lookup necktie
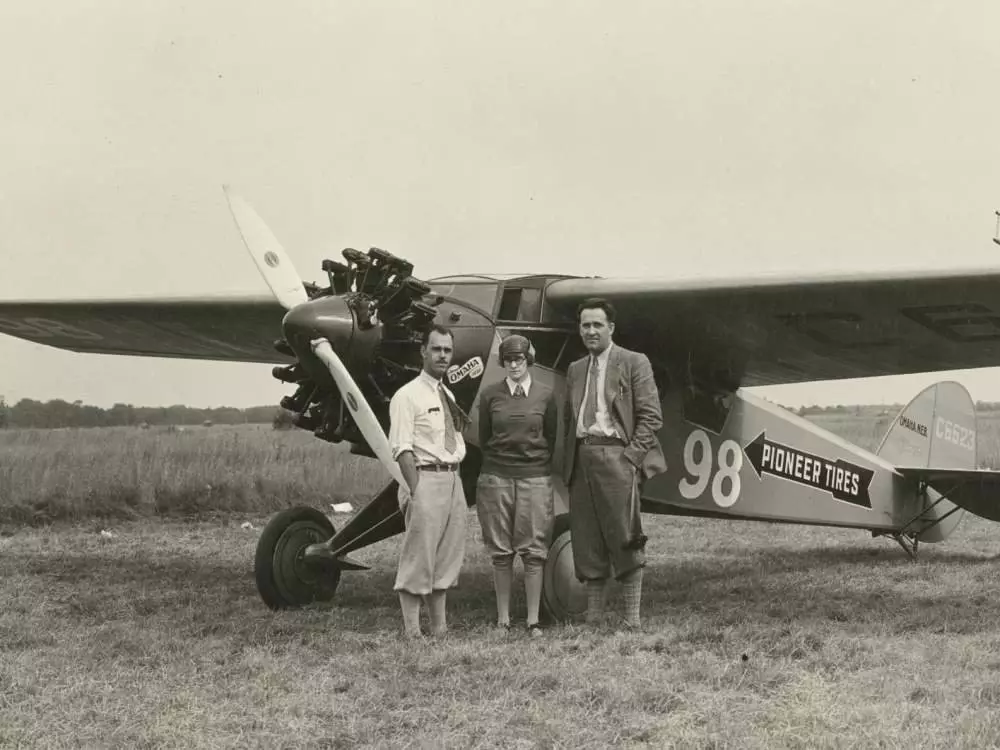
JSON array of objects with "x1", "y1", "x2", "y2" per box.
[
  {"x1": 514, "y1": 384, "x2": 525, "y2": 399},
  {"x1": 439, "y1": 385, "x2": 457, "y2": 453},
  {"x1": 582, "y1": 356, "x2": 600, "y2": 428}
]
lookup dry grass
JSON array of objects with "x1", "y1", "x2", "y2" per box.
[
  {"x1": 4, "y1": 513, "x2": 1000, "y2": 748},
  {"x1": 0, "y1": 425, "x2": 383, "y2": 526},
  {"x1": 3, "y1": 408, "x2": 1000, "y2": 527},
  {"x1": 5, "y1": 414, "x2": 1000, "y2": 746}
]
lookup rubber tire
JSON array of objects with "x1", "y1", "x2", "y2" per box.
[
  {"x1": 540, "y1": 513, "x2": 588, "y2": 623},
  {"x1": 255, "y1": 506, "x2": 341, "y2": 610}
]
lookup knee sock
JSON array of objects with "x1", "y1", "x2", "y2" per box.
[
  {"x1": 398, "y1": 592, "x2": 422, "y2": 637},
  {"x1": 523, "y1": 558, "x2": 543, "y2": 626},
  {"x1": 586, "y1": 578, "x2": 608, "y2": 623},
  {"x1": 426, "y1": 589, "x2": 448, "y2": 635},
  {"x1": 620, "y1": 568, "x2": 643, "y2": 627},
  {"x1": 492, "y1": 558, "x2": 514, "y2": 626}
]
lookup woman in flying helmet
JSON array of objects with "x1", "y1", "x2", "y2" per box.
[{"x1": 476, "y1": 333, "x2": 558, "y2": 636}]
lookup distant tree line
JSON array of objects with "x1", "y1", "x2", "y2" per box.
[
  {"x1": 1, "y1": 395, "x2": 995, "y2": 431},
  {"x1": 0, "y1": 396, "x2": 284, "y2": 429}
]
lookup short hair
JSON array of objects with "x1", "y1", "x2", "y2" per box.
[
  {"x1": 576, "y1": 297, "x2": 616, "y2": 323},
  {"x1": 421, "y1": 324, "x2": 454, "y2": 347}
]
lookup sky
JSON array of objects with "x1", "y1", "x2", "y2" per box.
[{"x1": 2, "y1": 1, "x2": 1000, "y2": 409}]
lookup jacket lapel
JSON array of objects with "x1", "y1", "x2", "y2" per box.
[
  {"x1": 570, "y1": 358, "x2": 586, "y2": 419},
  {"x1": 605, "y1": 345, "x2": 622, "y2": 409}
]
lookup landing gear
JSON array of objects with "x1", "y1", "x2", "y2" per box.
[
  {"x1": 255, "y1": 506, "x2": 342, "y2": 610},
  {"x1": 540, "y1": 514, "x2": 588, "y2": 623},
  {"x1": 892, "y1": 531, "x2": 919, "y2": 559}
]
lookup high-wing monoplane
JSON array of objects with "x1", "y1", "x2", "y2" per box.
[{"x1": 5, "y1": 188, "x2": 1000, "y2": 621}]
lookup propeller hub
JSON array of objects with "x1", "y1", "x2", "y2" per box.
[
  {"x1": 282, "y1": 296, "x2": 355, "y2": 363},
  {"x1": 282, "y1": 294, "x2": 385, "y2": 386}
]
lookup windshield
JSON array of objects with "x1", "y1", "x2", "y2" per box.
[{"x1": 428, "y1": 281, "x2": 498, "y2": 315}]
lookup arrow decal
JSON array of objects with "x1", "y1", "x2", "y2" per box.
[{"x1": 742, "y1": 431, "x2": 875, "y2": 509}]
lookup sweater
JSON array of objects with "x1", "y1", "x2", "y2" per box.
[{"x1": 478, "y1": 379, "x2": 558, "y2": 478}]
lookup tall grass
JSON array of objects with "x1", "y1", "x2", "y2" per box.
[
  {"x1": 0, "y1": 425, "x2": 383, "y2": 525},
  {"x1": 4, "y1": 408, "x2": 1000, "y2": 526}
]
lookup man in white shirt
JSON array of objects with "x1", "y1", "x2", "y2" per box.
[{"x1": 388, "y1": 324, "x2": 469, "y2": 638}]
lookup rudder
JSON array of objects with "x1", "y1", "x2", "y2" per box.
[{"x1": 876, "y1": 380, "x2": 977, "y2": 542}]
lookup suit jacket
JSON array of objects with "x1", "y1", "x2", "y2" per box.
[{"x1": 562, "y1": 343, "x2": 668, "y2": 486}]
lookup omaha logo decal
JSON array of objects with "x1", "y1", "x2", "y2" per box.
[
  {"x1": 742, "y1": 432, "x2": 875, "y2": 509},
  {"x1": 446, "y1": 356, "x2": 484, "y2": 385}
]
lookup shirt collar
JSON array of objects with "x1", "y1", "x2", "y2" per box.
[
  {"x1": 506, "y1": 375, "x2": 531, "y2": 395},
  {"x1": 591, "y1": 343, "x2": 614, "y2": 367},
  {"x1": 419, "y1": 370, "x2": 445, "y2": 390}
]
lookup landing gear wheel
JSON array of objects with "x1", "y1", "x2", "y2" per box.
[
  {"x1": 541, "y1": 513, "x2": 588, "y2": 623},
  {"x1": 255, "y1": 506, "x2": 342, "y2": 610}
]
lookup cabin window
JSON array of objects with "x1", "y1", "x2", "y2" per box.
[
  {"x1": 555, "y1": 334, "x2": 588, "y2": 372},
  {"x1": 527, "y1": 331, "x2": 565, "y2": 368},
  {"x1": 498, "y1": 287, "x2": 542, "y2": 322}
]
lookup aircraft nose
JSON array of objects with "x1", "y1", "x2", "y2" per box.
[{"x1": 281, "y1": 295, "x2": 355, "y2": 362}]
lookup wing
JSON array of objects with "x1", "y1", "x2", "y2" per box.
[
  {"x1": 544, "y1": 266, "x2": 1000, "y2": 387},
  {"x1": 896, "y1": 467, "x2": 1000, "y2": 522},
  {"x1": 0, "y1": 293, "x2": 289, "y2": 363}
]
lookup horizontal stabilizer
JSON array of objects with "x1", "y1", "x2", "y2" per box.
[{"x1": 897, "y1": 467, "x2": 1000, "y2": 522}]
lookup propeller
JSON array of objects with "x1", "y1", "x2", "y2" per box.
[
  {"x1": 311, "y1": 338, "x2": 405, "y2": 486},
  {"x1": 223, "y1": 185, "x2": 309, "y2": 310},
  {"x1": 223, "y1": 185, "x2": 405, "y2": 487}
]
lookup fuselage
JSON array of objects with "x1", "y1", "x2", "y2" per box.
[{"x1": 281, "y1": 272, "x2": 965, "y2": 540}]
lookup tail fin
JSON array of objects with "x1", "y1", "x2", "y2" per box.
[{"x1": 877, "y1": 381, "x2": 976, "y2": 542}]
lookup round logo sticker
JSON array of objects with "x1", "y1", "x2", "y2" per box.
[{"x1": 264, "y1": 251, "x2": 280, "y2": 268}]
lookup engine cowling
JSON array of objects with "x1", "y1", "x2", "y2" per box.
[{"x1": 271, "y1": 247, "x2": 439, "y2": 447}]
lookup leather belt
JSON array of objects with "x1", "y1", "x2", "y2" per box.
[
  {"x1": 416, "y1": 463, "x2": 459, "y2": 472},
  {"x1": 579, "y1": 435, "x2": 625, "y2": 446}
]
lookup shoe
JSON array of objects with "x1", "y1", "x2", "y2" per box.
[{"x1": 527, "y1": 623, "x2": 543, "y2": 638}]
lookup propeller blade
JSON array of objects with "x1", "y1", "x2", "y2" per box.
[
  {"x1": 310, "y1": 338, "x2": 405, "y2": 487},
  {"x1": 223, "y1": 185, "x2": 309, "y2": 310}
]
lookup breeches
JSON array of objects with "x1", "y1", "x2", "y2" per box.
[
  {"x1": 569, "y1": 444, "x2": 645, "y2": 581},
  {"x1": 393, "y1": 471, "x2": 467, "y2": 595},
  {"x1": 476, "y1": 473, "x2": 554, "y2": 565}
]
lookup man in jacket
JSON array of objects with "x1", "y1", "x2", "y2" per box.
[{"x1": 562, "y1": 298, "x2": 666, "y2": 628}]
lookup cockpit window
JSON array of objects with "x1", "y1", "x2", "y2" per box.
[
  {"x1": 498, "y1": 287, "x2": 543, "y2": 322},
  {"x1": 427, "y1": 282, "x2": 499, "y2": 315}
]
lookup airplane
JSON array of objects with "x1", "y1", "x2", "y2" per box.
[{"x1": 4, "y1": 186, "x2": 1000, "y2": 623}]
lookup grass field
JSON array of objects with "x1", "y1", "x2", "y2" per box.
[
  {"x1": 0, "y1": 425, "x2": 383, "y2": 526},
  {"x1": 5, "y1": 412, "x2": 1000, "y2": 747},
  {"x1": 4, "y1": 406, "x2": 1000, "y2": 527},
  {"x1": 5, "y1": 513, "x2": 1000, "y2": 748}
]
